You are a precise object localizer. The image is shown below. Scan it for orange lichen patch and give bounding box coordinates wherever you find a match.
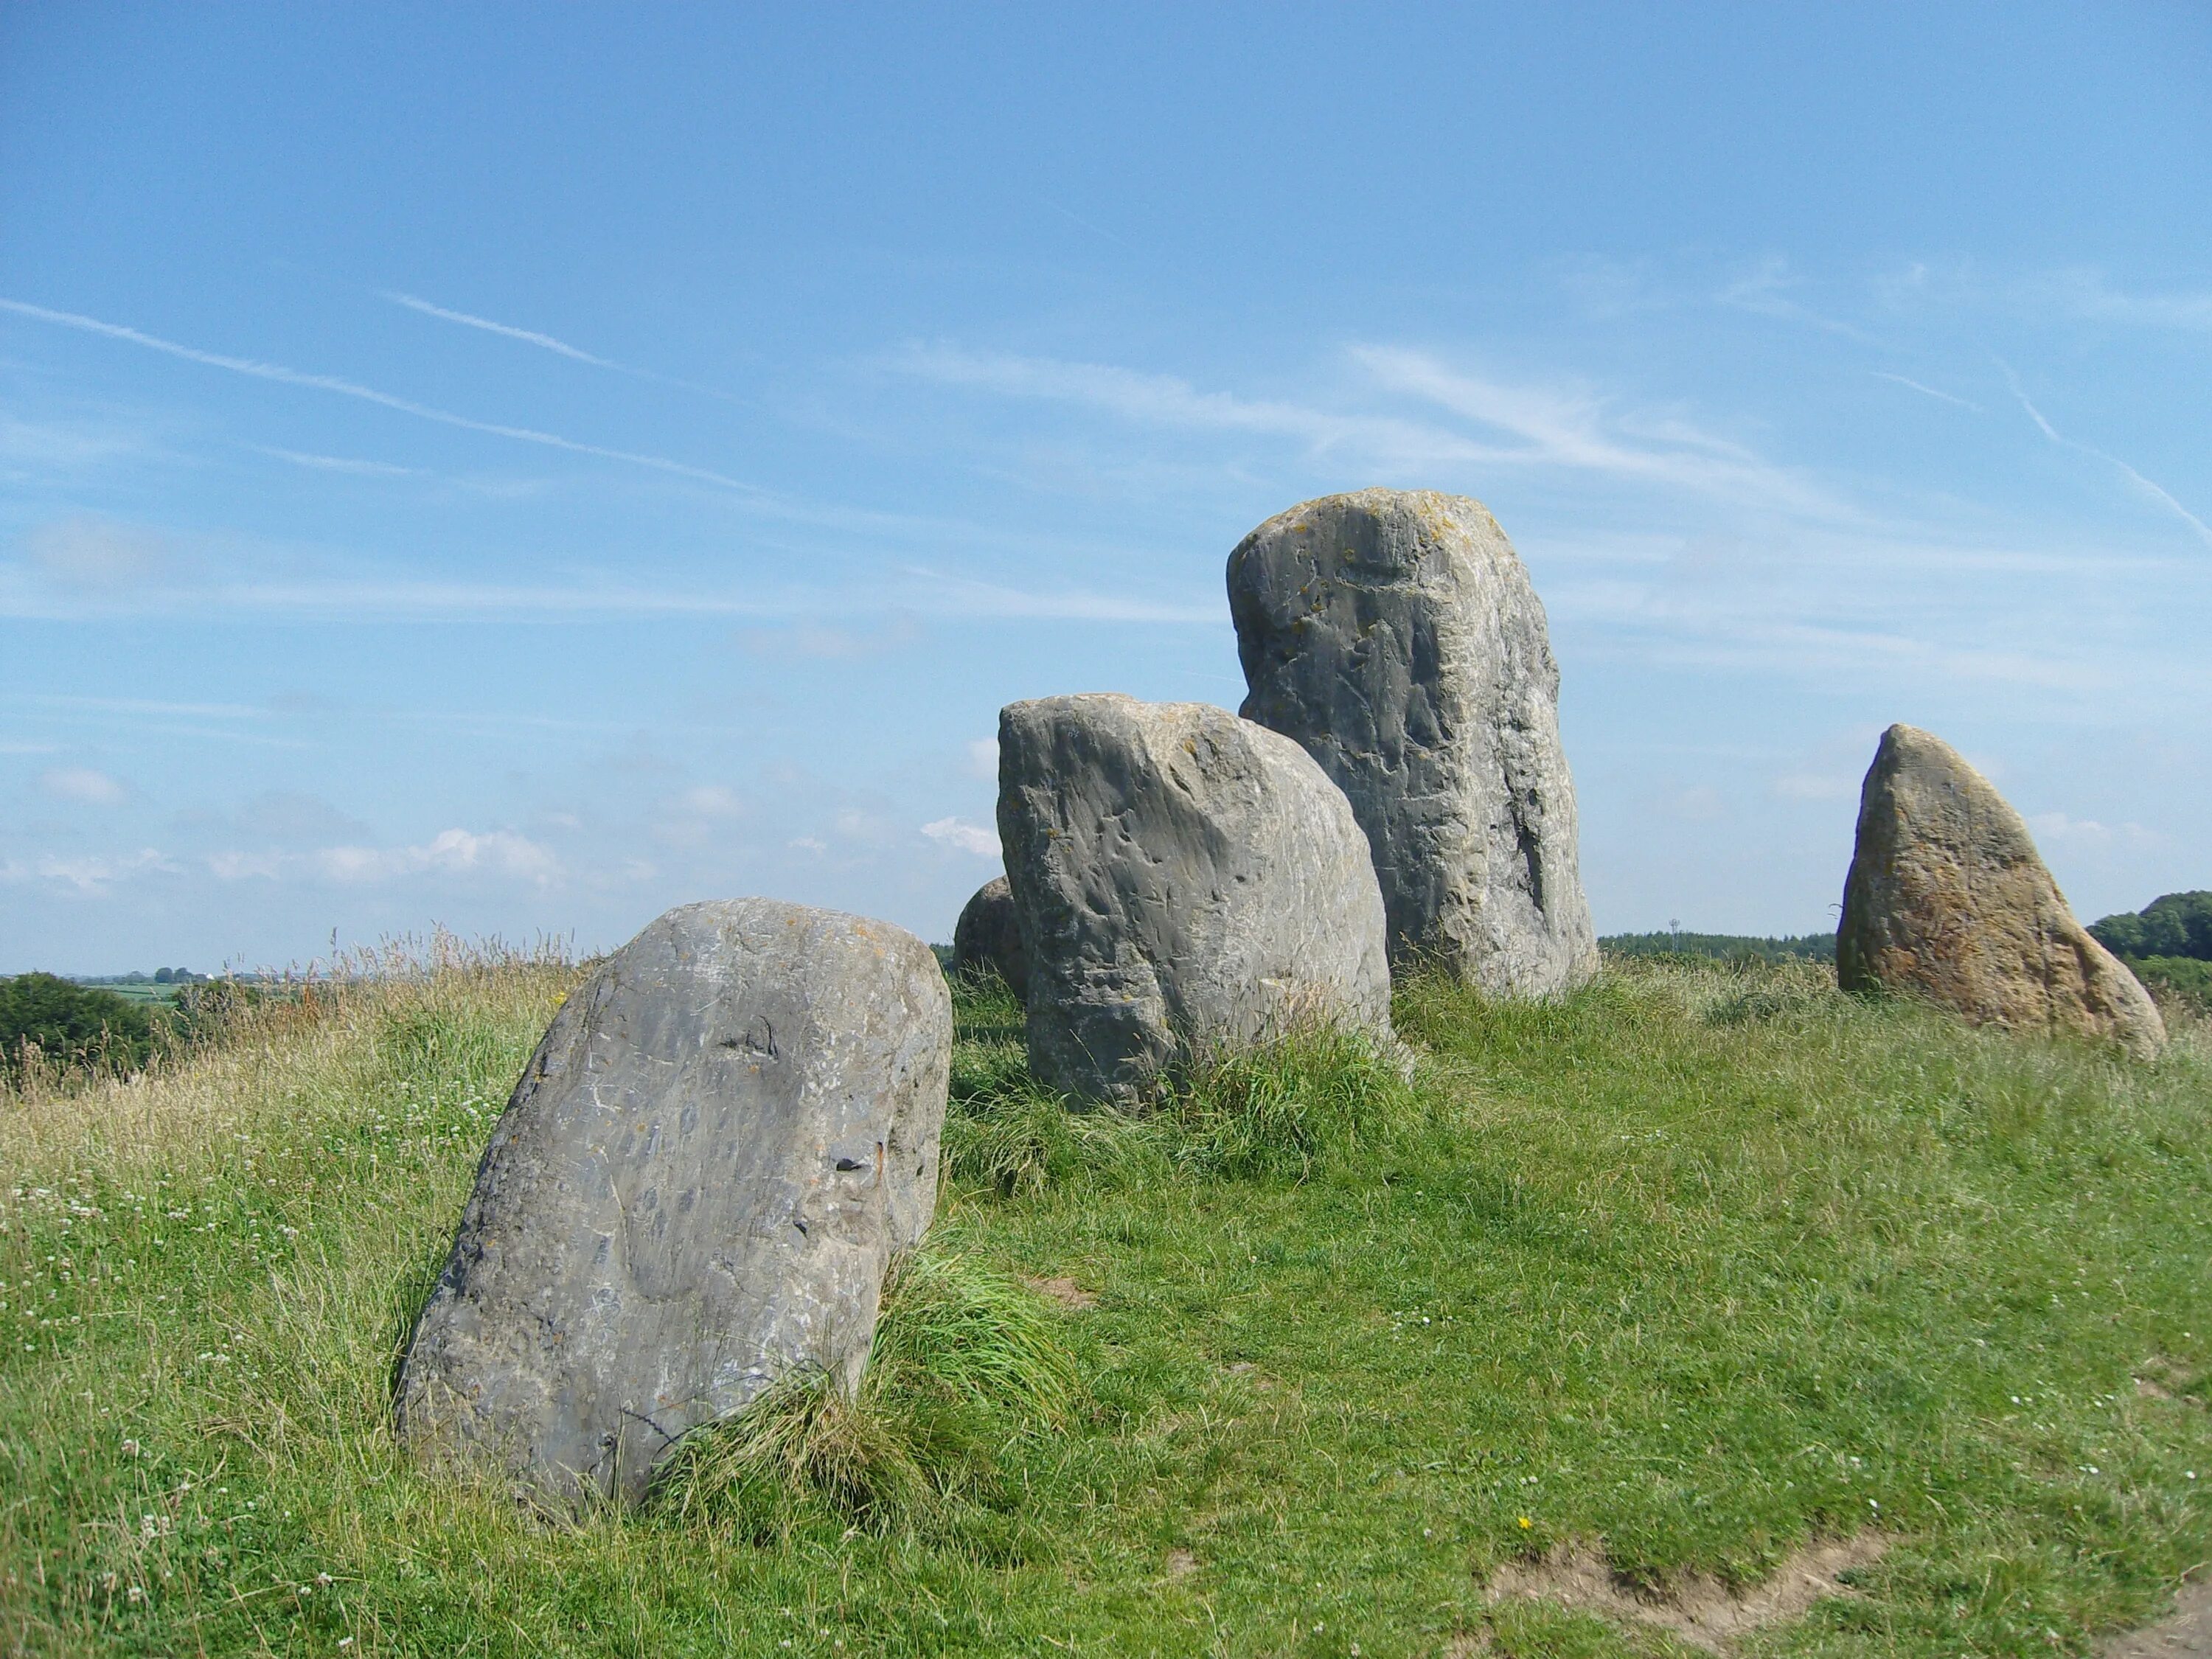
[1484,1535,1889,1655]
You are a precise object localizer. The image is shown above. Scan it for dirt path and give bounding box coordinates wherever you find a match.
[2106,1580,2212,1657]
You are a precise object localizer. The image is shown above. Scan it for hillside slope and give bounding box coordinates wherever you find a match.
[4,950,2211,1656]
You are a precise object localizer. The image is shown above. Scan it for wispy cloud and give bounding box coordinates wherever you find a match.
[379,288,741,401]
[380,291,625,369]
[894,342,1514,471]
[1355,347,1843,517]
[2000,363,2212,550]
[900,339,1845,518]
[1717,257,1885,345]
[1871,372,1983,412]
[0,296,769,496]
[2031,270,2212,334]
[254,445,418,476]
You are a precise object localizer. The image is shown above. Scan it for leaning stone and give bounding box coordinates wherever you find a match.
[1837,724,2166,1057]
[952,874,1028,998]
[394,899,952,1508]
[1228,487,1597,997]
[997,692,1393,1105]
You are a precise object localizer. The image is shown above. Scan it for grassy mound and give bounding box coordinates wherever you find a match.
[4,947,2211,1655]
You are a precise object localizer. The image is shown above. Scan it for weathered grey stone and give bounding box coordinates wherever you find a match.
[951,874,1028,998]
[997,693,1393,1104]
[1228,488,1597,998]
[394,899,952,1507]
[1837,724,2166,1057]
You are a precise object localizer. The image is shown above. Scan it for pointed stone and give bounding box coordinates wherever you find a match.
[1837,724,2165,1057]
[1228,488,1596,997]
[394,899,952,1507]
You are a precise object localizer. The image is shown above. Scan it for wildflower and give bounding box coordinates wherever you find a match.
[1518,1516,1533,1529]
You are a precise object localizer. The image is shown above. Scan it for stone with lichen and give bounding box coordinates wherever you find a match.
[1837,723,2164,1057]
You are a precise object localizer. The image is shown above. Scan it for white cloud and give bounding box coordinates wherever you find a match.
[204,828,560,886]
[314,828,559,885]
[964,738,998,780]
[922,816,1001,858]
[2027,813,2163,854]
[678,785,745,818]
[1,849,175,894]
[39,765,127,805]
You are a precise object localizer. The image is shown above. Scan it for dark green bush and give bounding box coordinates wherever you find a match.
[0,972,155,1077]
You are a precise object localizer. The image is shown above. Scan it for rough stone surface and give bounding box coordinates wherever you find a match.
[996,692,1392,1105]
[1228,487,1597,998]
[1837,724,2166,1057]
[951,874,1028,998]
[394,899,952,1507]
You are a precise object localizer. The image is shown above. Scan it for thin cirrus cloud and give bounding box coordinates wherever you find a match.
[897,340,1843,519]
[378,288,739,402]
[0,296,769,498]
[379,291,628,370]
[1870,371,1983,412]
[2000,364,2212,550]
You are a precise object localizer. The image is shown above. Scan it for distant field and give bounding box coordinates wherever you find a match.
[1600,931,1837,964]
[72,978,187,1006]
[5,950,2210,1655]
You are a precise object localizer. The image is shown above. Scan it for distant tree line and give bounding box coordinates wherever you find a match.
[1600,931,1837,965]
[1,971,263,1081]
[2090,892,2212,964]
[2090,891,2212,1013]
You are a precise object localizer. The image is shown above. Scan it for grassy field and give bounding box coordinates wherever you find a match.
[4,947,2211,1656]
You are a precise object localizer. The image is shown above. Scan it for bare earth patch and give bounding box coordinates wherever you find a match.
[1025,1275,1096,1309]
[1484,1535,1890,1654]
[1164,1548,1199,1579]
[2104,1577,2212,1658]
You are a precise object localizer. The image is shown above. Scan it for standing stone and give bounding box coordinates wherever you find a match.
[1837,724,2166,1057]
[394,899,953,1507]
[997,693,1393,1105]
[1228,488,1597,998]
[951,874,1028,998]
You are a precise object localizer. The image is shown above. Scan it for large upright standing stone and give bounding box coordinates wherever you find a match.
[394,899,953,1507]
[997,693,1393,1105]
[1837,724,2166,1057]
[1228,488,1597,998]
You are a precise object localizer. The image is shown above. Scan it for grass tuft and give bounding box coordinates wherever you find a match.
[649,1248,1079,1537]
[1168,1020,1429,1179]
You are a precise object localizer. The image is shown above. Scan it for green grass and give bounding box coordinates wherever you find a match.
[5,948,2212,1655]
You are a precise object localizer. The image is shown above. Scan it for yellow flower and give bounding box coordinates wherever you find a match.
[1517,1516,1533,1529]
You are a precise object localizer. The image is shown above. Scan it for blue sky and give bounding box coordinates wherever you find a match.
[3,4,2208,973]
